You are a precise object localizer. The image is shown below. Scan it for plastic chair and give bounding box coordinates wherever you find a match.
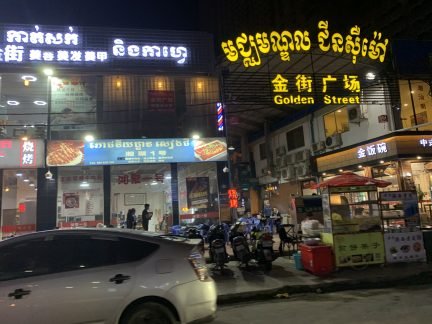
[278,224,301,258]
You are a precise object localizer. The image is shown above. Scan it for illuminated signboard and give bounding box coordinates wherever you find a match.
[0,139,44,168]
[419,138,432,147]
[221,20,389,68]
[272,73,360,105]
[46,138,227,166]
[216,102,224,132]
[0,24,216,71]
[357,142,388,159]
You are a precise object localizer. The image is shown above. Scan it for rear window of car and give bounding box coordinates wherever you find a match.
[0,234,159,281]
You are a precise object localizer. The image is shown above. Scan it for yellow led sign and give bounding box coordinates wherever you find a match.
[221,20,389,68]
[272,74,360,105]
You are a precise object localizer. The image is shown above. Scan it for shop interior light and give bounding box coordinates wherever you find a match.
[380,160,385,164]
[158,81,163,89]
[228,146,235,151]
[192,134,200,140]
[84,134,95,142]
[80,181,90,187]
[116,79,121,89]
[16,172,23,177]
[322,172,327,176]
[21,75,37,87]
[339,169,343,172]
[23,178,30,182]
[197,81,202,89]
[21,136,28,141]
[7,100,20,106]
[411,90,415,94]
[365,72,376,80]
[43,68,54,76]
[34,100,47,106]
[165,175,172,180]
[4,187,10,192]
[358,165,362,168]
[29,182,35,187]
[417,156,422,159]
[151,181,158,185]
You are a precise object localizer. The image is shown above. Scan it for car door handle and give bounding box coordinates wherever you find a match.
[8,288,31,299]
[109,274,131,284]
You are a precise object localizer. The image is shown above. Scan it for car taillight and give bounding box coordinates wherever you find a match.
[188,251,209,281]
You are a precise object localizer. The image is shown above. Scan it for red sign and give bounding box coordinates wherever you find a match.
[228,189,238,208]
[148,90,175,111]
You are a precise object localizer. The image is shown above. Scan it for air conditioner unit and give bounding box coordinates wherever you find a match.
[348,106,363,123]
[294,149,311,162]
[312,141,326,153]
[284,154,294,165]
[286,165,296,180]
[275,146,286,156]
[325,133,342,149]
[296,163,309,177]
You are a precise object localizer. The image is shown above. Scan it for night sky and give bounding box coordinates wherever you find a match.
[0,0,200,30]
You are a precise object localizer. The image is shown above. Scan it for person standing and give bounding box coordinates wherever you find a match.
[142,204,152,231]
[126,208,136,229]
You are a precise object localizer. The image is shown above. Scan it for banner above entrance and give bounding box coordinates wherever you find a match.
[46,138,228,167]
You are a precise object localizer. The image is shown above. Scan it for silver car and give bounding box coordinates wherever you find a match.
[0,228,216,324]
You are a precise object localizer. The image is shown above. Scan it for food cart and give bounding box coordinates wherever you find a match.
[379,191,426,263]
[313,172,391,268]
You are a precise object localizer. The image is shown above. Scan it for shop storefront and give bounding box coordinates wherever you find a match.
[0,23,225,234]
[315,132,432,226]
[45,137,228,230]
[0,139,45,238]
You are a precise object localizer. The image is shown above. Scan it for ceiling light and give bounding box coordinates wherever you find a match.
[365,72,376,80]
[380,160,385,164]
[21,75,37,82]
[7,100,20,106]
[411,91,415,94]
[29,182,35,187]
[339,169,343,172]
[16,172,23,177]
[404,103,408,107]
[358,165,362,168]
[417,156,422,159]
[80,181,90,187]
[23,178,30,182]
[192,134,200,140]
[34,100,47,106]
[337,109,341,113]
[43,68,54,76]
[21,136,28,141]
[84,134,95,142]
[151,181,158,186]
[4,187,10,192]
[322,173,327,176]
[228,146,235,151]
[165,175,172,180]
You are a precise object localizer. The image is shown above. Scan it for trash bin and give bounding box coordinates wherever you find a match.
[293,252,304,270]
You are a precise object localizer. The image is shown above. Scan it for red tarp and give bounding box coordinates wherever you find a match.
[311,172,392,189]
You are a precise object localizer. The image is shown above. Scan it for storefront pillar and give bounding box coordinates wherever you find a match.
[36,167,58,231]
[103,165,111,226]
[171,163,179,225]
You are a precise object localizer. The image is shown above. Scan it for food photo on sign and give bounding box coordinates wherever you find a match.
[47,140,84,166]
[193,139,227,162]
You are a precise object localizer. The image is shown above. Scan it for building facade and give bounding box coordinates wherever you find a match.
[0,23,229,238]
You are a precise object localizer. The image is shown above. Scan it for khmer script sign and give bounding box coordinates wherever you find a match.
[0,24,192,67]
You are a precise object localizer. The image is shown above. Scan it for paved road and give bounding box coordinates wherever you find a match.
[214,285,432,324]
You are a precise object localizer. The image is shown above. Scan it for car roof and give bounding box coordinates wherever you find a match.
[1,228,201,248]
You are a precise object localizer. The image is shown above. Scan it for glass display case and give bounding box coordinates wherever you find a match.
[321,185,385,267]
[323,185,382,234]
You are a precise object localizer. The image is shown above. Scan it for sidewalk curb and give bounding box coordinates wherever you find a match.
[217,270,432,305]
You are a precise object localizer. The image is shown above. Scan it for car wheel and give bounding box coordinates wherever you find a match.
[120,301,177,324]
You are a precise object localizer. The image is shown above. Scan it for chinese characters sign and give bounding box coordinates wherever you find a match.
[272,73,360,105]
[221,20,388,68]
[148,90,175,111]
[384,232,426,263]
[419,138,432,147]
[46,138,227,166]
[333,232,385,267]
[228,189,239,208]
[0,139,44,168]
[357,142,388,159]
[0,24,199,68]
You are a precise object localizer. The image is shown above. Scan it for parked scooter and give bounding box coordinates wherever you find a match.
[184,226,205,255]
[250,227,275,271]
[207,224,229,271]
[229,222,252,267]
